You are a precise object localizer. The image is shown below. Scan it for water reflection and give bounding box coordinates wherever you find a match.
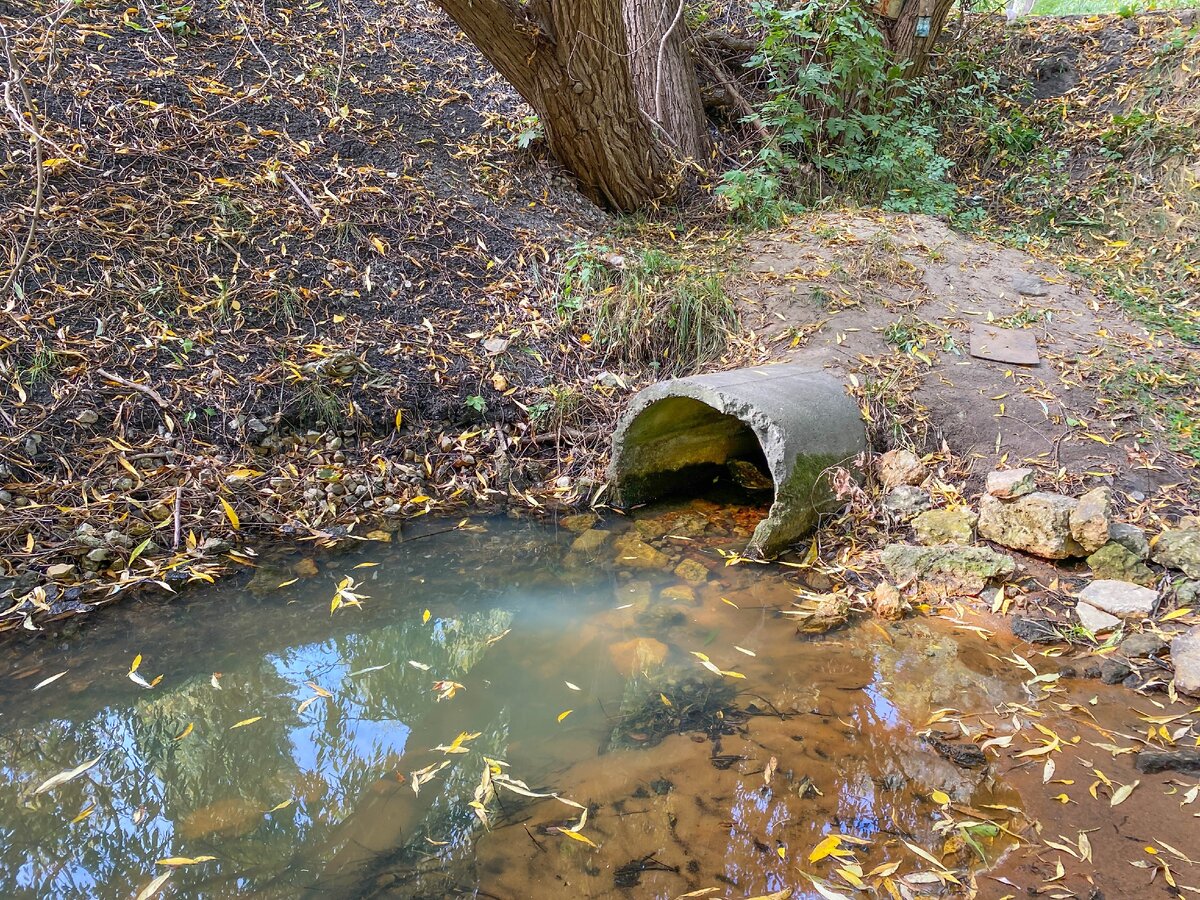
[0,510,1031,899]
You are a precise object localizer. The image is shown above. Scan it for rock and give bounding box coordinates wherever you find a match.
[1108,523,1150,559]
[1078,579,1158,618]
[1176,580,1200,605]
[46,563,76,580]
[1152,528,1200,578]
[1135,748,1200,774]
[614,580,654,607]
[883,486,931,520]
[85,547,111,563]
[608,637,669,677]
[560,513,599,533]
[1087,542,1155,587]
[1100,658,1132,685]
[880,544,1015,596]
[613,536,670,570]
[673,558,709,586]
[912,508,977,546]
[977,492,1085,559]
[986,468,1035,499]
[198,537,233,555]
[569,529,611,556]
[1118,633,1168,659]
[877,449,926,490]
[292,558,320,578]
[1012,273,1049,297]
[75,409,100,425]
[1069,487,1112,554]
[659,584,697,604]
[1011,616,1064,644]
[872,582,906,620]
[245,417,268,435]
[1074,603,1120,635]
[1171,626,1200,697]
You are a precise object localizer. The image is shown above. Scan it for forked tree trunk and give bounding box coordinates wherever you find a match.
[434,0,707,211]
[884,0,957,77]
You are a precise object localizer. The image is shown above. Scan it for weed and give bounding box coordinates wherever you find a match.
[24,346,61,385]
[464,394,487,414]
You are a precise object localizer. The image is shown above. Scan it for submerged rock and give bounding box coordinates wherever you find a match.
[1152,528,1200,578]
[560,512,599,533]
[1078,579,1158,618]
[978,492,1085,559]
[912,508,977,546]
[1011,616,1064,644]
[608,637,669,677]
[673,558,709,586]
[613,535,669,569]
[1171,626,1200,697]
[1087,542,1155,587]
[880,544,1015,595]
[569,528,611,556]
[878,448,926,490]
[986,468,1035,499]
[1069,487,1113,554]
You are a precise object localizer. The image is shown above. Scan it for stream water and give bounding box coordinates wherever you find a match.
[0,501,1190,899]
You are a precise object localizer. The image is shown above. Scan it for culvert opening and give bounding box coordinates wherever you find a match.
[612,396,774,506]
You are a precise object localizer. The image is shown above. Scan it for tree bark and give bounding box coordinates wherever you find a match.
[434,0,705,212]
[884,0,957,78]
[622,0,711,163]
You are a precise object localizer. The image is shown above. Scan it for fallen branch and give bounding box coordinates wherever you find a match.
[96,369,173,410]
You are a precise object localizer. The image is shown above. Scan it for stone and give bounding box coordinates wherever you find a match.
[75,408,100,425]
[883,485,931,520]
[613,536,670,569]
[878,448,927,490]
[880,544,1015,596]
[1108,523,1150,560]
[1069,487,1112,554]
[46,563,76,580]
[673,558,709,586]
[292,558,320,578]
[977,492,1085,559]
[85,547,111,563]
[912,508,977,546]
[569,529,611,556]
[608,637,669,677]
[1172,626,1200,697]
[1118,633,1168,659]
[560,512,599,533]
[1075,602,1120,635]
[1176,580,1200,606]
[1011,616,1064,644]
[1087,542,1156,587]
[1012,273,1050,297]
[614,580,654,607]
[1152,528,1200,578]
[872,582,905,620]
[659,584,697,604]
[986,468,1035,499]
[1100,658,1132,685]
[1078,579,1158,618]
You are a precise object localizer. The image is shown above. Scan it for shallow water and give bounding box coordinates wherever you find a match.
[0,506,1064,898]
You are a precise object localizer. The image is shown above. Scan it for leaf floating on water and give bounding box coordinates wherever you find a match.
[353,562,379,569]
[809,835,853,863]
[557,709,573,723]
[296,695,322,715]
[553,827,597,848]
[70,804,95,824]
[267,799,293,813]
[331,576,368,615]
[34,755,103,795]
[763,756,777,787]
[156,856,217,867]
[720,597,739,608]
[230,716,263,729]
[130,654,143,674]
[406,660,430,671]
[410,760,452,796]
[422,608,431,624]
[173,723,194,741]
[734,646,756,657]
[210,673,222,689]
[433,731,481,754]
[931,790,951,806]
[432,680,464,702]
[276,578,299,588]
[33,671,67,691]
[349,663,393,676]
[1111,780,1139,806]
[564,681,581,691]
[135,872,172,900]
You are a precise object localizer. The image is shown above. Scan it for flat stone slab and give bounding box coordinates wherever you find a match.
[1078,579,1158,618]
[970,324,1040,366]
[1075,602,1120,635]
[1172,626,1200,698]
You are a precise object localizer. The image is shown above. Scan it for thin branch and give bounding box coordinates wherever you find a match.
[96,369,174,410]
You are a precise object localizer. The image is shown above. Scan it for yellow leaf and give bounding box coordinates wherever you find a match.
[173,723,193,740]
[557,709,573,723]
[555,828,597,848]
[218,496,240,530]
[230,716,263,729]
[422,609,431,624]
[156,856,217,867]
[130,654,143,674]
[394,409,404,430]
[1162,607,1193,621]
[660,693,672,707]
[931,790,950,806]
[70,804,96,824]
[809,834,852,863]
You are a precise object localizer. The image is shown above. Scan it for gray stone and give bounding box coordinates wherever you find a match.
[1118,633,1168,659]
[883,485,931,520]
[46,563,76,580]
[986,468,1035,499]
[1171,626,1200,697]
[75,409,100,425]
[878,448,927,490]
[1069,487,1113,554]
[1087,542,1156,587]
[1012,273,1050,297]
[1100,658,1133,685]
[1109,523,1150,559]
[880,543,1015,596]
[1075,603,1120,635]
[978,492,1085,559]
[609,363,866,557]
[1152,528,1200,578]
[912,508,978,546]
[1078,579,1158,618]
[1175,580,1200,605]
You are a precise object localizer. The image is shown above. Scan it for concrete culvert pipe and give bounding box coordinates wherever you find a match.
[608,364,867,556]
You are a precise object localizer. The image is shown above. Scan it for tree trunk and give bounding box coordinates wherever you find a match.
[434,0,707,211]
[623,0,711,163]
[884,0,957,77]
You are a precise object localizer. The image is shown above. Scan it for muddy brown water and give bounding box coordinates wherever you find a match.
[0,502,1196,899]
